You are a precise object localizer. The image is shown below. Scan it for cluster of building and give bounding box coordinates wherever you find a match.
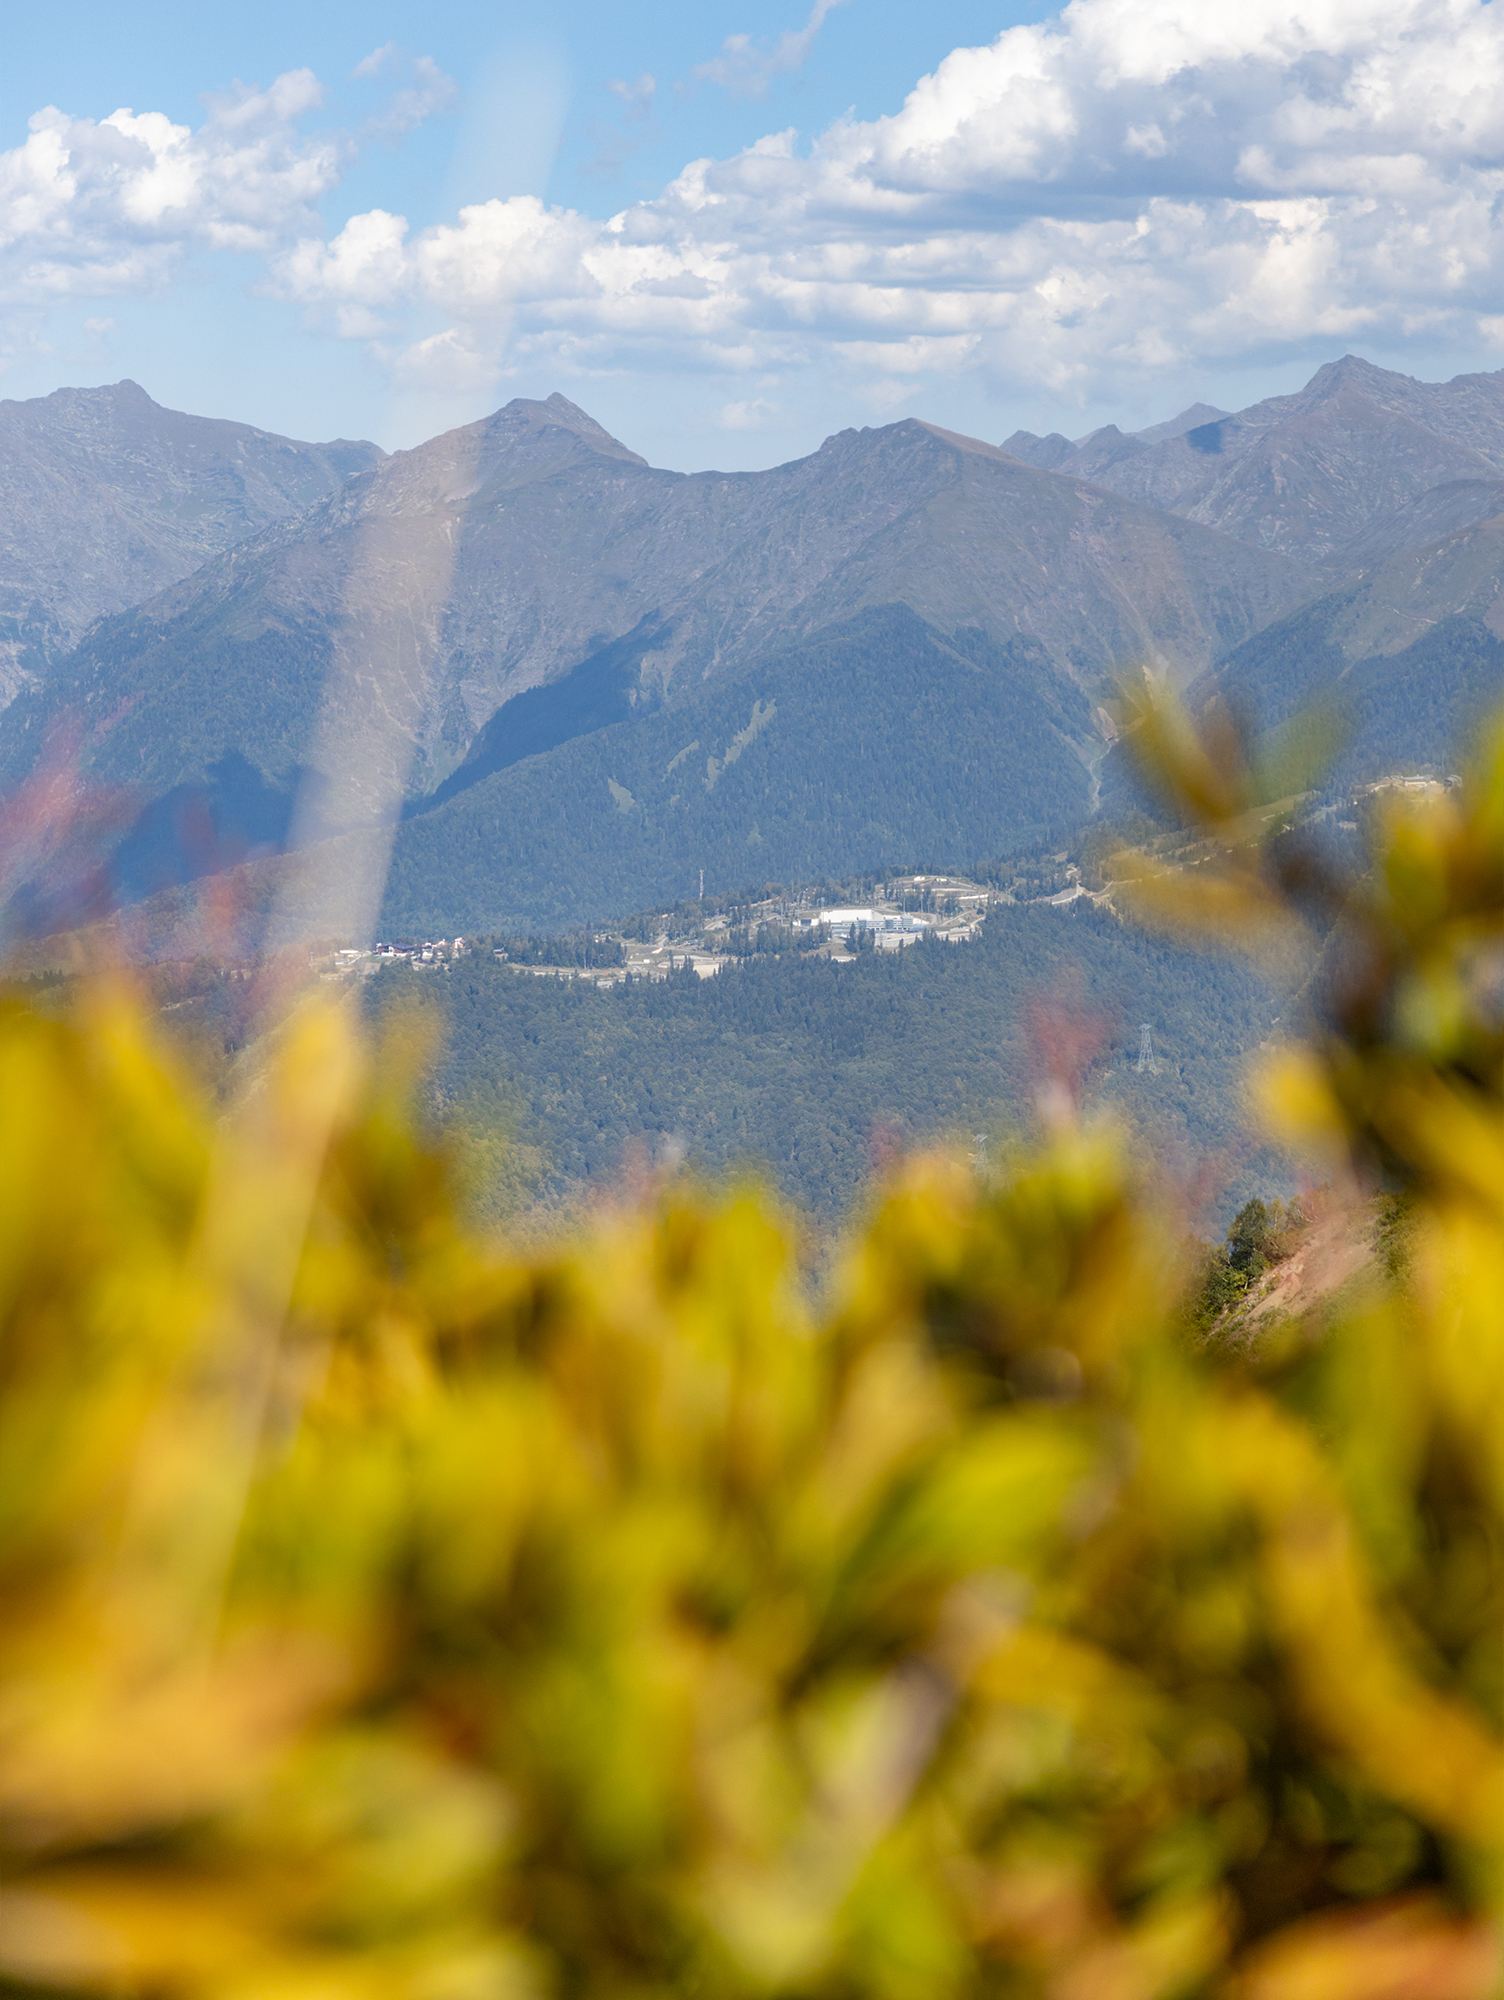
[1362,774,1460,794]
[810,908,933,950]
[319,939,470,976]
[374,938,468,966]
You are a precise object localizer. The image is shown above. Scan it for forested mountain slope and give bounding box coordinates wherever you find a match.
[0,396,1318,814]
[1097,595,1500,828]
[1199,611,1501,790]
[379,608,1096,934]
[8,361,1502,940]
[0,380,381,699]
[372,899,1287,1225]
[1181,489,1504,786]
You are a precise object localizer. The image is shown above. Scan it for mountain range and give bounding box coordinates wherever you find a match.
[1004,354,1504,566]
[0,380,381,703]
[1,356,1500,936]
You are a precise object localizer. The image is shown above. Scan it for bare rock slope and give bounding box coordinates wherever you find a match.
[11,360,1504,932]
[0,379,382,697]
[1005,356,1504,568]
[0,395,1320,821]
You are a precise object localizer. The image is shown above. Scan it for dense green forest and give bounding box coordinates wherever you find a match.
[40,591,1491,939]
[1100,603,1504,823]
[384,595,1500,935]
[369,898,1288,1225]
[1207,606,1504,780]
[380,607,1095,936]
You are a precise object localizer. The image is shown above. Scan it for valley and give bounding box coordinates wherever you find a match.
[1,355,1500,1230]
[362,882,1290,1230]
[12,17,1504,1986]
[3,352,1499,947]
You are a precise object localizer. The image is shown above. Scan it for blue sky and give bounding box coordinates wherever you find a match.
[6,0,1504,467]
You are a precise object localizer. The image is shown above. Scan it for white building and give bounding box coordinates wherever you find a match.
[819,907,877,934]
[818,907,931,945]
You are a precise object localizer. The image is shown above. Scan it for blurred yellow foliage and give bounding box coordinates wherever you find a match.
[0,708,1501,2000]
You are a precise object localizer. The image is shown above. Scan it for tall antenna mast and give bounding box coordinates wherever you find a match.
[1136,1024,1158,1075]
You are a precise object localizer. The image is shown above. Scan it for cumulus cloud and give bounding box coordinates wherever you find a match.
[0,61,452,314]
[14,1,1504,417]
[0,72,342,306]
[694,0,851,101]
[268,0,1504,408]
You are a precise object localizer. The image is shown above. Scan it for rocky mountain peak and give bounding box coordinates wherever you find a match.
[1000,356,1504,565]
[1133,402,1231,445]
[3,377,147,412]
[0,384,384,693]
[1299,354,1412,402]
[909,419,1022,467]
[337,393,656,519]
[538,392,649,463]
[471,392,647,462]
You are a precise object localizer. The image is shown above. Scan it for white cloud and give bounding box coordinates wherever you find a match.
[353,45,398,81]
[0,71,340,306]
[12,1,1504,420]
[267,0,1504,411]
[694,0,851,101]
[0,60,455,315]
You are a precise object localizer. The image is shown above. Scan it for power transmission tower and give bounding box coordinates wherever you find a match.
[1136,1024,1158,1075]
